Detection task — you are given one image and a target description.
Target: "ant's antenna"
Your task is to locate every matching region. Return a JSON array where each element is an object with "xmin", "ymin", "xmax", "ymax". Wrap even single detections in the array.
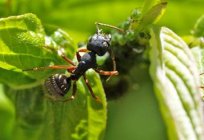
[
  {"xmin": 95, "ymin": 22, "xmax": 125, "ymax": 33},
  {"xmin": 96, "ymin": 23, "xmax": 102, "ymax": 34}
]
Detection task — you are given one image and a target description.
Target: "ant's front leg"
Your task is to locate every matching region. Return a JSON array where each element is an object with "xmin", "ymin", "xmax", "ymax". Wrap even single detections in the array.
[
  {"xmin": 63, "ymin": 81, "xmax": 77, "ymax": 102},
  {"xmin": 76, "ymin": 48, "xmax": 90, "ymax": 62},
  {"xmin": 77, "ymin": 48, "xmax": 90, "ymax": 53},
  {"xmin": 94, "ymin": 68, "xmax": 119, "ymax": 76}
]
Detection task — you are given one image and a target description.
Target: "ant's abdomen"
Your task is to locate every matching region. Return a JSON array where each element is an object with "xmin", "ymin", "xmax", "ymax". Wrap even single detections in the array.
[{"xmin": 44, "ymin": 74, "xmax": 71, "ymax": 97}]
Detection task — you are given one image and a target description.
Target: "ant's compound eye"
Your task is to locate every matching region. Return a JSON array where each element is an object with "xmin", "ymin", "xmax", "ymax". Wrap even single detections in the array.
[{"xmin": 102, "ymin": 42, "xmax": 109, "ymax": 48}]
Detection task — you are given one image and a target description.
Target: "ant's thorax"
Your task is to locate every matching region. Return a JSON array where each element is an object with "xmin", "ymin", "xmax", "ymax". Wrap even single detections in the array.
[{"xmin": 70, "ymin": 51, "xmax": 97, "ymax": 80}]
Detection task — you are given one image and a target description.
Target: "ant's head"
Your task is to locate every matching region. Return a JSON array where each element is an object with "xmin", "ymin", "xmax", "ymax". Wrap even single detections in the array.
[{"xmin": 87, "ymin": 32, "xmax": 111, "ymax": 56}]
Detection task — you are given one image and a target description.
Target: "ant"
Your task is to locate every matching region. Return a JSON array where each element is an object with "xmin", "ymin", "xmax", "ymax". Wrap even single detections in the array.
[{"xmin": 23, "ymin": 22, "xmax": 124, "ymax": 102}]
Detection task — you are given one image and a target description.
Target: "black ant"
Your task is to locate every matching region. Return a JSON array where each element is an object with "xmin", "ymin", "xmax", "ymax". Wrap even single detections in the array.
[{"xmin": 23, "ymin": 23, "xmax": 124, "ymax": 102}]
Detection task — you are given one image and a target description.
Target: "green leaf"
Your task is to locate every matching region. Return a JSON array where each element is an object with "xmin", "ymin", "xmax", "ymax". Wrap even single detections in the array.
[
  {"xmin": 191, "ymin": 46, "xmax": 204, "ymax": 100},
  {"xmin": 149, "ymin": 26, "xmax": 204, "ymax": 140},
  {"xmin": 0, "ymin": 68, "xmax": 37, "ymax": 89},
  {"xmin": 142, "ymin": 0, "xmax": 161, "ymax": 14},
  {"xmin": 0, "ymin": 84, "xmax": 14, "ymax": 140},
  {"xmin": 141, "ymin": 1, "xmax": 167, "ymax": 27},
  {"xmin": 192, "ymin": 15, "xmax": 204, "ymax": 37},
  {"xmin": 129, "ymin": 0, "xmax": 167, "ymax": 31},
  {"xmin": 0, "ymin": 14, "xmax": 107, "ymax": 140},
  {"xmin": 0, "ymin": 13, "xmax": 76, "ymax": 89},
  {"xmin": 6, "ymin": 70, "xmax": 107, "ymax": 140},
  {"xmin": 127, "ymin": 1, "xmax": 167, "ymax": 39}
]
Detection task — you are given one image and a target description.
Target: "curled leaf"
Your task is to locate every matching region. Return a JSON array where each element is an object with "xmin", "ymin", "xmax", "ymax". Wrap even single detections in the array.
[
  {"xmin": 149, "ymin": 26, "xmax": 204, "ymax": 140},
  {"xmin": 192, "ymin": 15, "xmax": 204, "ymax": 37}
]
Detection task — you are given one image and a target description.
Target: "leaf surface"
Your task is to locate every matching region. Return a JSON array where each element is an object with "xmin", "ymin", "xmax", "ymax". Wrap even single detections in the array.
[
  {"xmin": 0, "ymin": 13, "xmax": 76, "ymax": 88},
  {"xmin": 0, "ymin": 14, "xmax": 107, "ymax": 140},
  {"xmin": 149, "ymin": 26, "xmax": 204, "ymax": 140}
]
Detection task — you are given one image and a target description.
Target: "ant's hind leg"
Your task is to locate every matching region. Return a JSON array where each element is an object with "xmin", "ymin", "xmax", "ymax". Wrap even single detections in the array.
[
  {"xmin": 63, "ymin": 81, "xmax": 77, "ymax": 102},
  {"xmin": 23, "ymin": 65, "xmax": 76, "ymax": 72},
  {"xmin": 83, "ymin": 74, "xmax": 101, "ymax": 102}
]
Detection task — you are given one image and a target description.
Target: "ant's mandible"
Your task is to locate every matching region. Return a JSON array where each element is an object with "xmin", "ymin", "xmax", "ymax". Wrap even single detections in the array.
[{"xmin": 23, "ymin": 23, "xmax": 124, "ymax": 102}]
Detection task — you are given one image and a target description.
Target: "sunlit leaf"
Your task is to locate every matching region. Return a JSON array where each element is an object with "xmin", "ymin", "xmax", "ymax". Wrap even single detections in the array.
[
  {"xmin": 6, "ymin": 70, "xmax": 107, "ymax": 140},
  {"xmin": 0, "ymin": 13, "xmax": 76, "ymax": 88},
  {"xmin": 149, "ymin": 26, "xmax": 204, "ymax": 140},
  {"xmin": 192, "ymin": 15, "xmax": 204, "ymax": 37},
  {"xmin": 0, "ymin": 13, "xmax": 107, "ymax": 140},
  {"xmin": 141, "ymin": 1, "xmax": 167, "ymax": 27},
  {"xmin": 0, "ymin": 84, "xmax": 14, "ymax": 140}
]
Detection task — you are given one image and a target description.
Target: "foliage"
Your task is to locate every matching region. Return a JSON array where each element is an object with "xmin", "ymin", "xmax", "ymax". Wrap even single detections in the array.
[
  {"xmin": 150, "ymin": 26, "xmax": 204, "ymax": 140},
  {"xmin": 0, "ymin": 0, "xmax": 204, "ymax": 140},
  {"xmin": 0, "ymin": 13, "xmax": 107, "ymax": 140}
]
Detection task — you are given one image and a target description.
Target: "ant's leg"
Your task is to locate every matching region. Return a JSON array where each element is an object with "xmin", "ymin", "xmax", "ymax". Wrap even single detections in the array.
[
  {"xmin": 23, "ymin": 65, "xmax": 76, "ymax": 72},
  {"xmin": 43, "ymin": 48, "xmax": 89, "ymax": 73},
  {"xmin": 63, "ymin": 81, "xmax": 77, "ymax": 102},
  {"xmin": 95, "ymin": 22, "xmax": 125, "ymax": 33},
  {"xmin": 108, "ymin": 49, "xmax": 116, "ymax": 71},
  {"xmin": 76, "ymin": 48, "xmax": 90, "ymax": 62},
  {"xmin": 94, "ymin": 69, "xmax": 118, "ymax": 76},
  {"xmin": 44, "ymin": 46, "xmax": 76, "ymax": 66},
  {"xmin": 77, "ymin": 48, "xmax": 89, "ymax": 53},
  {"xmin": 106, "ymin": 48, "xmax": 117, "ymax": 81},
  {"xmin": 83, "ymin": 74, "xmax": 101, "ymax": 102},
  {"xmin": 76, "ymin": 51, "xmax": 81, "ymax": 62},
  {"xmin": 76, "ymin": 48, "xmax": 90, "ymax": 61},
  {"xmin": 57, "ymin": 48, "xmax": 76, "ymax": 66},
  {"xmin": 66, "ymin": 66, "xmax": 76, "ymax": 73}
]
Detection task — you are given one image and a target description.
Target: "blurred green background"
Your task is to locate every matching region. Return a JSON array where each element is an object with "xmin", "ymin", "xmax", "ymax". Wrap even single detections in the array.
[{"xmin": 0, "ymin": 0, "xmax": 203, "ymax": 140}]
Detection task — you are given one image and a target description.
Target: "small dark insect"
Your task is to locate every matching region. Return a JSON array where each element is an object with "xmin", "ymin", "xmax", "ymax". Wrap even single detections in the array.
[{"xmin": 23, "ymin": 23, "xmax": 122, "ymax": 102}]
